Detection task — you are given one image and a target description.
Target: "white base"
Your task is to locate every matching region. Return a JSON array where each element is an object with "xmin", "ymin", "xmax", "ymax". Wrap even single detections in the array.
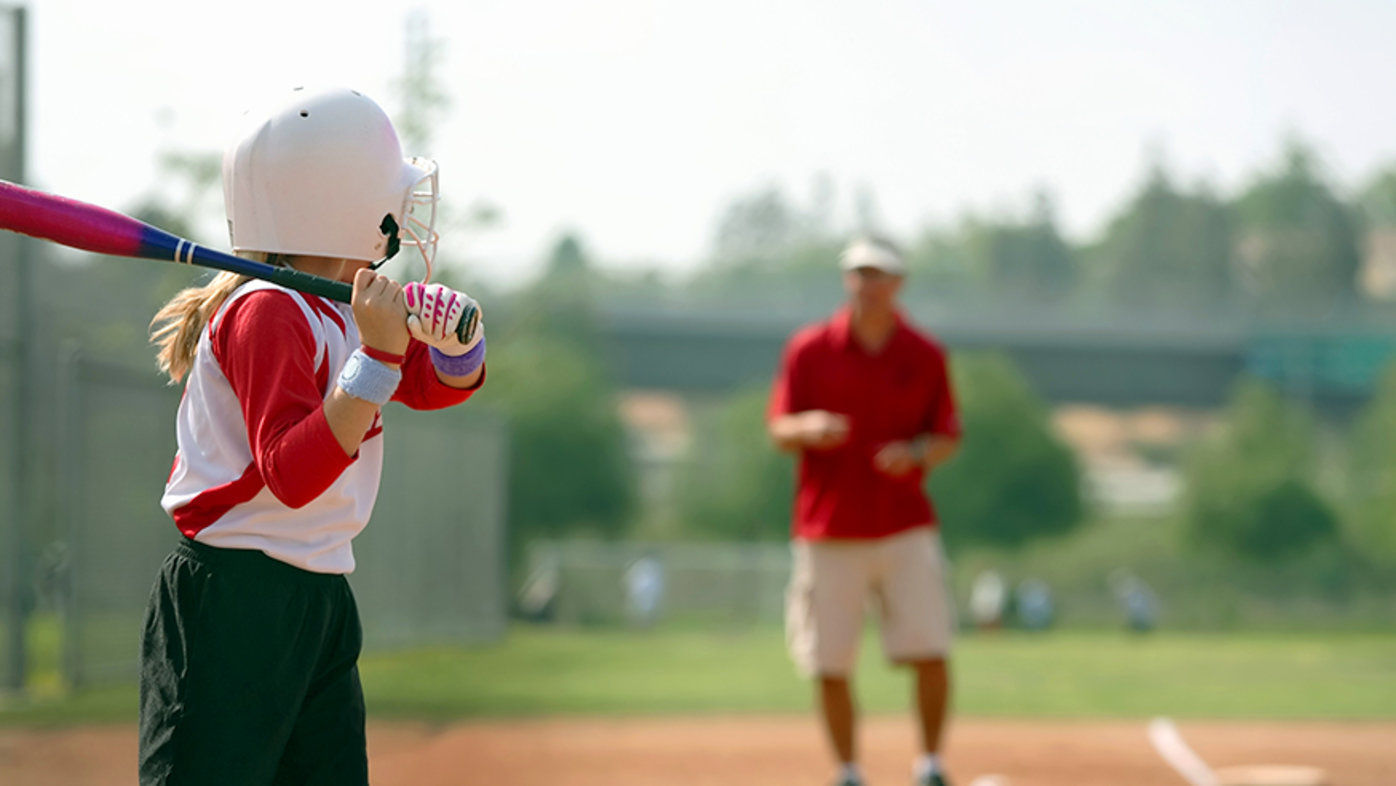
[{"xmin": 1214, "ymin": 765, "xmax": 1328, "ymax": 786}]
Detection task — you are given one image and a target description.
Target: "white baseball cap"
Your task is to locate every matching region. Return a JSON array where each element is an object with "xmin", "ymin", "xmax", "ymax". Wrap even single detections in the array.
[{"xmin": 839, "ymin": 237, "xmax": 906, "ymax": 275}]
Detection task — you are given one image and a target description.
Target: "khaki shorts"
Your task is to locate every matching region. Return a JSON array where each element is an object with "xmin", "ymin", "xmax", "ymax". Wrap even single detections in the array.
[{"xmin": 785, "ymin": 526, "xmax": 954, "ymax": 677}]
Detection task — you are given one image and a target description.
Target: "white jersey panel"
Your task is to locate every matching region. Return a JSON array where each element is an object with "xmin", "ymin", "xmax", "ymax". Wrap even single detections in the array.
[{"xmin": 161, "ymin": 280, "xmax": 383, "ymax": 574}]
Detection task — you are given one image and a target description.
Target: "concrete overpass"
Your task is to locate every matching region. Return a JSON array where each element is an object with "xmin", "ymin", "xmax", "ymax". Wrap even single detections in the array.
[{"xmin": 598, "ymin": 302, "xmax": 1396, "ymax": 415}]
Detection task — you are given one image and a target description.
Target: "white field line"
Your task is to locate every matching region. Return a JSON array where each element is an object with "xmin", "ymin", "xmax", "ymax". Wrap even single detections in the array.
[{"xmin": 1148, "ymin": 717, "xmax": 1220, "ymax": 786}]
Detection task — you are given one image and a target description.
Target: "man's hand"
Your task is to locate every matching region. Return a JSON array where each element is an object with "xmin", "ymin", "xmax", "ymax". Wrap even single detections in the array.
[
  {"xmin": 873, "ymin": 439, "xmax": 924, "ymax": 477},
  {"xmin": 769, "ymin": 410, "xmax": 850, "ymax": 452},
  {"xmin": 800, "ymin": 410, "xmax": 850, "ymax": 450}
]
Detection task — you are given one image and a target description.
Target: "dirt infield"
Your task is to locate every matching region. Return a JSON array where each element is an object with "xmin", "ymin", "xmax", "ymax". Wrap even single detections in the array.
[{"xmin": 2, "ymin": 716, "xmax": 1393, "ymax": 785}]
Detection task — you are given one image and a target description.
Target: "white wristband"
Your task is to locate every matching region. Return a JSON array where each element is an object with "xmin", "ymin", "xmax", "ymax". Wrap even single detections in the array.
[{"xmin": 337, "ymin": 348, "xmax": 402, "ymax": 406}]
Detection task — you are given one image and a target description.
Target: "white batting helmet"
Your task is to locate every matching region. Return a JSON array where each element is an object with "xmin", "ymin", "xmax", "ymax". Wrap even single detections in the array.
[{"xmin": 222, "ymin": 86, "xmax": 438, "ymax": 271}]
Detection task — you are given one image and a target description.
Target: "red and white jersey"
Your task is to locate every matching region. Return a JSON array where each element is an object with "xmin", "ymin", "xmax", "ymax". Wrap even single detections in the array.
[{"xmin": 161, "ymin": 280, "xmax": 479, "ymax": 574}]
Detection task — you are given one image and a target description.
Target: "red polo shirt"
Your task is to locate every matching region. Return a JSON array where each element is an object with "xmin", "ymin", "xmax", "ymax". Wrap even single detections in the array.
[{"xmin": 768, "ymin": 306, "xmax": 960, "ymax": 540}]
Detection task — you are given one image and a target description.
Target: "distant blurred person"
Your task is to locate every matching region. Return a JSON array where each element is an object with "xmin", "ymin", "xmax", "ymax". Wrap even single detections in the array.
[
  {"xmin": 517, "ymin": 553, "xmax": 561, "ymax": 623},
  {"xmin": 1109, "ymin": 569, "xmax": 1158, "ymax": 634},
  {"xmin": 1123, "ymin": 579, "xmax": 1158, "ymax": 634},
  {"xmin": 969, "ymin": 569, "xmax": 1008, "ymax": 631},
  {"xmin": 624, "ymin": 552, "xmax": 665, "ymax": 628},
  {"xmin": 768, "ymin": 236, "xmax": 962, "ymax": 786},
  {"xmin": 1014, "ymin": 578, "xmax": 1054, "ymax": 632}
]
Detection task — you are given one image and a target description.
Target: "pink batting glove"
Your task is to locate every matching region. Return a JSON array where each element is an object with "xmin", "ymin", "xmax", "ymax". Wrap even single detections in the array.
[{"xmin": 403, "ymin": 282, "xmax": 483, "ymax": 356}]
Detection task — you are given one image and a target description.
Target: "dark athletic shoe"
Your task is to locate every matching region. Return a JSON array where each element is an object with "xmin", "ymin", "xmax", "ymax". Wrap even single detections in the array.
[{"xmin": 915, "ymin": 772, "xmax": 951, "ymax": 786}]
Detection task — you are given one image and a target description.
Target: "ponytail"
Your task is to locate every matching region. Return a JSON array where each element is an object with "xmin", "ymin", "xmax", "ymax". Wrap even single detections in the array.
[{"xmin": 149, "ymin": 253, "xmax": 287, "ymax": 383}]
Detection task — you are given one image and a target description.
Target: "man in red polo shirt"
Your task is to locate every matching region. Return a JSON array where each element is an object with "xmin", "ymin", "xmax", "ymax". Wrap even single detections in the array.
[{"xmin": 768, "ymin": 235, "xmax": 961, "ymax": 786}]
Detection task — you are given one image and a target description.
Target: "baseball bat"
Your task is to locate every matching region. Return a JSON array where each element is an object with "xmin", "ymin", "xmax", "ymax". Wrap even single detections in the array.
[{"xmin": 0, "ymin": 179, "xmax": 479, "ymax": 343}]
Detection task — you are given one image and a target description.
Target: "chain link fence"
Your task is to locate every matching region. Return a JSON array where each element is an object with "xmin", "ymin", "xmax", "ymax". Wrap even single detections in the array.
[
  {"xmin": 523, "ymin": 533, "xmax": 1396, "ymax": 635},
  {"xmin": 55, "ymin": 354, "xmax": 181, "ymax": 684},
  {"xmin": 354, "ymin": 403, "xmax": 509, "ymax": 650},
  {"xmin": 0, "ymin": 342, "xmax": 18, "ymax": 692},
  {"xmin": 522, "ymin": 540, "xmax": 792, "ymax": 628},
  {"xmin": 54, "ymin": 352, "xmax": 508, "ymax": 686},
  {"xmin": 0, "ymin": 1, "xmax": 27, "ymax": 696}
]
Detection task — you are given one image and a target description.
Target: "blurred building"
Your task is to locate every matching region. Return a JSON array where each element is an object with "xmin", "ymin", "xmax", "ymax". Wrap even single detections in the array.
[
  {"xmin": 1053, "ymin": 405, "xmax": 1210, "ymax": 516},
  {"xmin": 1361, "ymin": 228, "xmax": 1396, "ymax": 299},
  {"xmin": 617, "ymin": 390, "xmax": 692, "ymax": 525}
]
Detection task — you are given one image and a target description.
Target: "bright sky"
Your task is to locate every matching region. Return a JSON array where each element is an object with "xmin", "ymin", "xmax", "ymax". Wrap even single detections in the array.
[{"xmin": 18, "ymin": 0, "xmax": 1396, "ymax": 288}]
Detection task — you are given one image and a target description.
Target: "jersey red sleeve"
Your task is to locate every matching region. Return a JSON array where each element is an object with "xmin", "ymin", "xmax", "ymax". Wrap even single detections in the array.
[
  {"xmin": 213, "ymin": 290, "xmax": 354, "ymax": 509},
  {"xmin": 391, "ymin": 338, "xmax": 484, "ymax": 410},
  {"xmin": 925, "ymin": 346, "xmax": 961, "ymax": 439}
]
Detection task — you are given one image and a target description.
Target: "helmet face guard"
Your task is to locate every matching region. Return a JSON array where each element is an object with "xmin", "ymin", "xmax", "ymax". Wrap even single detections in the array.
[{"xmin": 373, "ymin": 158, "xmax": 439, "ymax": 282}]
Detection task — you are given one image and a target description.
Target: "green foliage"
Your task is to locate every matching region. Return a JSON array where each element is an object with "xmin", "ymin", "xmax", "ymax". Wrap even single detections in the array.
[
  {"xmin": 1247, "ymin": 480, "xmax": 1340, "ymax": 559},
  {"xmin": 965, "ymin": 193, "xmax": 1078, "ymax": 302},
  {"xmin": 709, "ymin": 184, "xmax": 807, "ymax": 264},
  {"xmin": 929, "ymin": 353, "xmax": 1084, "ymax": 550},
  {"xmin": 392, "ymin": 9, "xmax": 451, "ymax": 155},
  {"xmin": 692, "ymin": 181, "xmax": 849, "ymax": 307},
  {"xmin": 673, "ymin": 387, "xmax": 794, "ymax": 541},
  {"xmin": 476, "ymin": 234, "xmax": 635, "ymax": 557},
  {"xmin": 1357, "ymin": 168, "xmax": 1396, "ymax": 228},
  {"xmin": 1090, "ymin": 164, "xmax": 1235, "ymax": 308},
  {"xmin": 1184, "ymin": 380, "xmax": 1339, "ymax": 560},
  {"xmin": 1346, "ymin": 363, "xmax": 1396, "ymax": 566},
  {"xmin": 355, "ymin": 628, "xmax": 1396, "ymax": 720},
  {"xmin": 18, "ymin": 623, "xmax": 1396, "ymax": 723},
  {"xmin": 507, "ymin": 234, "xmax": 607, "ymax": 355},
  {"xmin": 903, "ymin": 196, "xmax": 1077, "ymax": 306},
  {"xmin": 1233, "ymin": 140, "xmax": 1362, "ymax": 308},
  {"xmin": 687, "ymin": 144, "xmax": 1390, "ymax": 317},
  {"xmin": 903, "ymin": 225, "xmax": 984, "ymax": 299},
  {"xmin": 474, "ymin": 332, "xmax": 633, "ymax": 549}
]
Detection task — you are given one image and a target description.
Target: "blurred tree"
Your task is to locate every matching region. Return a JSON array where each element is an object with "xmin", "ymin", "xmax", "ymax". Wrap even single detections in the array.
[
  {"xmin": 390, "ymin": 8, "xmax": 502, "ymax": 287},
  {"xmin": 1249, "ymin": 480, "xmax": 1340, "ymax": 559},
  {"xmin": 473, "ymin": 332, "xmax": 634, "ymax": 556},
  {"xmin": 709, "ymin": 184, "xmax": 803, "ymax": 268},
  {"xmin": 902, "ymin": 223, "xmax": 984, "ymax": 301},
  {"xmin": 697, "ymin": 182, "xmax": 1081, "ymax": 311},
  {"xmin": 960, "ymin": 193, "xmax": 1077, "ymax": 304},
  {"xmin": 127, "ymin": 106, "xmax": 226, "ymax": 246},
  {"xmin": 476, "ymin": 234, "xmax": 635, "ymax": 559},
  {"xmin": 806, "ymin": 172, "xmax": 838, "ymax": 240},
  {"xmin": 693, "ymin": 181, "xmax": 846, "ymax": 306},
  {"xmin": 1355, "ymin": 167, "xmax": 1396, "ymax": 301},
  {"xmin": 597, "ymin": 267, "xmax": 681, "ymax": 307},
  {"xmin": 929, "ymin": 352, "xmax": 1084, "ymax": 551},
  {"xmin": 394, "ymin": 8, "xmax": 450, "ymax": 156},
  {"xmin": 1345, "ymin": 363, "xmax": 1396, "ymax": 566},
  {"xmin": 1089, "ymin": 163, "xmax": 1234, "ymax": 309},
  {"xmin": 673, "ymin": 387, "xmax": 794, "ymax": 541},
  {"xmin": 143, "ymin": 149, "xmax": 223, "ymax": 242},
  {"xmin": 1232, "ymin": 140, "xmax": 1361, "ymax": 309},
  {"xmin": 504, "ymin": 233, "xmax": 606, "ymax": 354},
  {"xmin": 1357, "ymin": 168, "xmax": 1396, "ymax": 228},
  {"xmin": 39, "ymin": 140, "xmax": 221, "ymax": 370},
  {"xmin": 1183, "ymin": 379, "xmax": 1339, "ymax": 560},
  {"xmin": 852, "ymin": 183, "xmax": 884, "ymax": 236}
]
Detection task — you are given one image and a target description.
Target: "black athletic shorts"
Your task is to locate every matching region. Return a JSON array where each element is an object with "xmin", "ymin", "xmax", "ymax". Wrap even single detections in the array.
[{"xmin": 138, "ymin": 537, "xmax": 367, "ymax": 786}]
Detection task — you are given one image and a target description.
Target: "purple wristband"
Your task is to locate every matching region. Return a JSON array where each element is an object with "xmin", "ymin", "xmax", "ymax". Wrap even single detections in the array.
[{"xmin": 430, "ymin": 336, "xmax": 485, "ymax": 376}]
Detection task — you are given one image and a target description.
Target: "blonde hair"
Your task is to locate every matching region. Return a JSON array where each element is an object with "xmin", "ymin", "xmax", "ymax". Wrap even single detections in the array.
[{"xmin": 149, "ymin": 253, "xmax": 288, "ymax": 383}]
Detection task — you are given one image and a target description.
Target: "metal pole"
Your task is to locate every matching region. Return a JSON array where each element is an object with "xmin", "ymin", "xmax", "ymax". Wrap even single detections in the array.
[{"xmin": 4, "ymin": 3, "xmax": 29, "ymax": 695}]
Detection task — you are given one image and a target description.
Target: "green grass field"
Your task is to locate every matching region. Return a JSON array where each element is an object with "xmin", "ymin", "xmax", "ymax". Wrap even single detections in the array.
[{"xmin": 4, "ymin": 625, "xmax": 1395, "ymax": 726}]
